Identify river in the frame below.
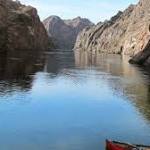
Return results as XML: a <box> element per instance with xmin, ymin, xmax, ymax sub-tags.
<box><xmin>0</xmin><ymin>50</ymin><xmax>150</xmax><ymax>150</ymax></box>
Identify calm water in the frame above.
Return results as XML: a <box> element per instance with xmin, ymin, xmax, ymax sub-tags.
<box><xmin>0</xmin><ymin>50</ymin><xmax>150</xmax><ymax>150</ymax></box>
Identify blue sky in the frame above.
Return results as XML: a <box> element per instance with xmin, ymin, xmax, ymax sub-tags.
<box><xmin>19</xmin><ymin>0</ymin><xmax>138</xmax><ymax>23</ymax></box>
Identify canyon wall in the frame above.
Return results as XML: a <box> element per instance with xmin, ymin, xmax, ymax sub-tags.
<box><xmin>74</xmin><ymin>0</ymin><xmax>150</xmax><ymax>66</ymax></box>
<box><xmin>0</xmin><ymin>0</ymin><xmax>48</xmax><ymax>53</ymax></box>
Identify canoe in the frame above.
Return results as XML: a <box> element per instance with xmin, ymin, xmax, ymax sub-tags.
<box><xmin>106</xmin><ymin>140</ymin><xmax>150</xmax><ymax>150</ymax></box>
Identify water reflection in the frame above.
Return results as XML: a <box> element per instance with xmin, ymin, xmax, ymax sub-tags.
<box><xmin>75</xmin><ymin>50</ymin><xmax>150</xmax><ymax>122</ymax></box>
<box><xmin>0</xmin><ymin>50</ymin><xmax>150</xmax><ymax>150</ymax></box>
<box><xmin>0</xmin><ymin>51</ymin><xmax>45</xmax><ymax>94</ymax></box>
<box><xmin>45</xmin><ymin>51</ymin><xmax>75</xmax><ymax>74</ymax></box>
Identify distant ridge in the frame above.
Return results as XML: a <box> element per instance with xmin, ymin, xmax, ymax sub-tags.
<box><xmin>43</xmin><ymin>16</ymin><xmax>94</xmax><ymax>49</ymax></box>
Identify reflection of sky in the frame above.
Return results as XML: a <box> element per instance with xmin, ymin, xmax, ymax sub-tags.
<box><xmin>19</xmin><ymin>0</ymin><xmax>138</xmax><ymax>23</ymax></box>
<box><xmin>0</xmin><ymin>67</ymin><xmax>150</xmax><ymax>150</ymax></box>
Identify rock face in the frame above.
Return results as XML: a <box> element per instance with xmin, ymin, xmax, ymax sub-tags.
<box><xmin>0</xmin><ymin>0</ymin><xmax>48</xmax><ymax>53</ymax></box>
<box><xmin>43</xmin><ymin>16</ymin><xmax>94</xmax><ymax>49</ymax></box>
<box><xmin>0</xmin><ymin>0</ymin><xmax>7</xmax><ymax>51</ymax></box>
<box><xmin>74</xmin><ymin>0</ymin><xmax>150</xmax><ymax>66</ymax></box>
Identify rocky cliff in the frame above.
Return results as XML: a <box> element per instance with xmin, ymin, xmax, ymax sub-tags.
<box><xmin>0</xmin><ymin>0</ymin><xmax>48</xmax><ymax>53</ymax></box>
<box><xmin>43</xmin><ymin>16</ymin><xmax>94</xmax><ymax>49</ymax></box>
<box><xmin>74</xmin><ymin>0</ymin><xmax>150</xmax><ymax>66</ymax></box>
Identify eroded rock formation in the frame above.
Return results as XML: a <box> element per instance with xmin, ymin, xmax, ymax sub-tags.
<box><xmin>74</xmin><ymin>0</ymin><xmax>150</xmax><ymax>66</ymax></box>
<box><xmin>43</xmin><ymin>16</ymin><xmax>94</xmax><ymax>49</ymax></box>
<box><xmin>0</xmin><ymin>0</ymin><xmax>48</xmax><ymax>52</ymax></box>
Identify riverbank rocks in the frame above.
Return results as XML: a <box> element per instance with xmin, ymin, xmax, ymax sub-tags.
<box><xmin>74</xmin><ymin>0</ymin><xmax>150</xmax><ymax>66</ymax></box>
<box><xmin>43</xmin><ymin>16</ymin><xmax>94</xmax><ymax>49</ymax></box>
<box><xmin>0</xmin><ymin>0</ymin><xmax>48</xmax><ymax>53</ymax></box>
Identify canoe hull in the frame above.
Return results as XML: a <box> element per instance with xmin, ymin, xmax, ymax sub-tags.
<box><xmin>106</xmin><ymin>140</ymin><xmax>150</xmax><ymax>150</ymax></box>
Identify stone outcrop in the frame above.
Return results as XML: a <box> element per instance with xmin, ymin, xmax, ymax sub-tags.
<box><xmin>43</xmin><ymin>16</ymin><xmax>94</xmax><ymax>49</ymax></box>
<box><xmin>74</xmin><ymin>0</ymin><xmax>150</xmax><ymax>66</ymax></box>
<box><xmin>0</xmin><ymin>0</ymin><xmax>48</xmax><ymax>53</ymax></box>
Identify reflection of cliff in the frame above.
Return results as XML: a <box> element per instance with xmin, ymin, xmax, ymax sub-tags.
<box><xmin>127</xmin><ymin>71</ymin><xmax>150</xmax><ymax>121</ymax></box>
<box><xmin>45</xmin><ymin>51</ymin><xmax>75</xmax><ymax>74</ymax></box>
<box><xmin>75</xmin><ymin>51</ymin><xmax>143</xmax><ymax>76</ymax></box>
<box><xmin>0</xmin><ymin>51</ymin><xmax>45</xmax><ymax>94</ymax></box>
<box><xmin>75</xmin><ymin>51</ymin><xmax>150</xmax><ymax>121</ymax></box>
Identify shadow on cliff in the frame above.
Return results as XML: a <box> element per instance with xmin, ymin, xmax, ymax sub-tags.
<box><xmin>129</xmin><ymin>40</ymin><xmax>150</xmax><ymax>66</ymax></box>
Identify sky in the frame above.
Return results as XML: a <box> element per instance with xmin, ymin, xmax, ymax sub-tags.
<box><xmin>19</xmin><ymin>0</ymin><xmax>138</xmax><ymax>23</ymax></box>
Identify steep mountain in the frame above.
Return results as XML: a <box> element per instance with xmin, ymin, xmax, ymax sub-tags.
<box><xmin>74</xmin><ymin>0</ymin><xmax>150</xmax><ymax>66</ymax></box>
<box><xmin>43</xmin><ymin>16</ymin><xmax>94</xmax><ymax>49</ymax></box>
<box><xmin>0</xmin><ymin>0</ymin><xmax>48</xmax><ymax>53</ymax></box>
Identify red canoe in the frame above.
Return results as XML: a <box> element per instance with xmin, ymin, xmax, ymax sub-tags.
<box><xmin>106</xmin><ymin>140</ymin><xmax>150</xmax><ymax>150</ymax></box>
